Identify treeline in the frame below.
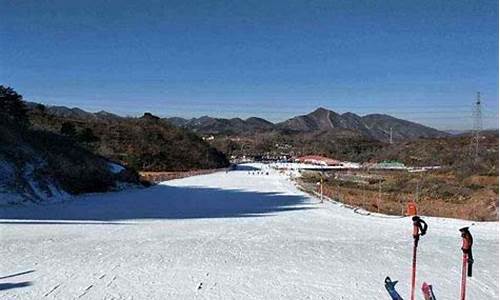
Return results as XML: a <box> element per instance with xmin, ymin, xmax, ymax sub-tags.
<box><xmin>209</xmin><ymin>130</ymin><xmax>385</xmax><ymax>162</ymax></box>
<box><xmin>27</xmin><ymin>101</ymin><xmax>229</xmax><ymax>172</ymax></box>
<box><xmin>371</xmin><ymin>134</ymin><xmax>499</xmax><ymax>178</ymax></box>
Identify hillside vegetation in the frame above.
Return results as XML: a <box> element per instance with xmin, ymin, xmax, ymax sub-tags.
<box><xmin>27</xmin><ymin>106</ymin><xmax>229</xmax><ymax>172</ymax></box>
<box><xmin>0</xmin><ymin>86</ymin><xmax>141</xmax><ymax>203</ymax></box>
<box><xmin>372</xmin><ymin>132</ymin><xmax>499</xmax><ymax>176</ymax></box>
<box><xmin>209</xmin><ymin>130</ymin><xmax>384</xmax><ymax>162</ymax></box>
<box><xmin>300</xmin><ymin>167</ymin><xmax>498</xmax><ymax>221</ymax></box>
<box><xmin>297</xmin><ymin>132</ymin><xmax>498</xmax><ymax>221</ymax></box>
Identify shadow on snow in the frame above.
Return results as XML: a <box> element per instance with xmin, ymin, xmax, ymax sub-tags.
<box><xmin>232</xmin><ymin>165</ymin><xmax>261</xmax><ymax>171</ymax></box>
<box><xmin>0</xmin><ymin>270</ymin><xmax>34</xmax><ymax>291</ymax></box>
<box><xmin>0</xmin><ymin>185</ymin><xmax>314</xmax><ymax>222</ymax></box>
<box><xmin>0</xmin><ymin>282</ymin><xmax>32</xmax><ymax>291</ymax></box>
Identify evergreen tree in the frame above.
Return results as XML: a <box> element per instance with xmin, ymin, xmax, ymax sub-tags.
<box><xmin>0</xmin><ymin>85</ymin><xmax>29</xmax><ymax>128</ymax></box>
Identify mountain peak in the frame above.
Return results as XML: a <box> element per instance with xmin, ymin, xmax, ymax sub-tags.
<box><xmin>161</xmin><ymin>108</ymin><xmax>447</xmax><ymax>141</ymax></box>
<box><xmin>310</xmin><ymin>107</ymin><xmax>332</xmax><ymax>115</ymax></box>
<box><xmin>141</xmin><ymin>112</ymin><xmax>160</xmax><ymax>121</ymax></box>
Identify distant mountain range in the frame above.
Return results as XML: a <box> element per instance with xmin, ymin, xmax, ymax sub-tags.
<box><xmin>27</xmin><ymin>102</ymin><xmax>449</xmax><ymax>142</ymax></box>
<box><xmin>167</xmin><ymin>115</ymin><xmax>275</xmax><ymax>134</ymax></box>
<box><xmin>26</xmin><ymin>102</ymin><xmax>122</xmax><ymax>121</ymax></box>
<box><xmin>166</xmin><ymin>107</ymin><xmax>449</xmax><ymax>141</ymax></box>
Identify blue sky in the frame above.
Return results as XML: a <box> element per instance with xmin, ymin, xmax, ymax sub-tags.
<box><xmin>1</xmin><ymin>0</ymin><xmax>498</xmax><ymax>129</ymax></box>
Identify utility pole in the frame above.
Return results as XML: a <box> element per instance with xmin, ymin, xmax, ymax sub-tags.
<box><xmin>378</xmin><ymin>179</ymin><xmax>382</xmax><ymax>213</ymax></box>
<box><xmin>320</xmin><ymin>177</ymin><xmax>323</xmax><ymax>203</ymax></box>
<box><xmin>415</xmin><ymin>180</ymin><xmax>419</xmax><ymax>203</ymax></box>
<box><xmin>389</xmin><ymin>127</ymin><xmax>393</xmax><ymax>144</ymax></box>
<box><xmin>362</xmin><ymin>181</ymin><xmax>365</xmax><ymax>203</ymax></box>
<box><xmin>317</xmin><ymin>176</ymin><xmax>324</xmax><ymax>203</ymax></box>
<box><xmin>472</xmin><ymin>92</ymin><xmax>482</xmax><ymax>162</ymax></box>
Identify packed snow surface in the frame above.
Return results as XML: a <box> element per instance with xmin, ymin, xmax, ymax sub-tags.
<box><xmin>0</xmin><ymin>163</ymin><xmax>498</xmax><ymax>299</ymax></box>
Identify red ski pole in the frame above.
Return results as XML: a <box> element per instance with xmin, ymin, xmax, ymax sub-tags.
<box><xmin>411</xmin><ymin>238</ymin><xmax>418</xmax><ymax>300</ymax></box>
<box><xmin>460</xmin><ymin>252</ymin><xmax>468</xmax><ymax>300</ymax></box>
<box><xmin>410</xmin><ymin>216</ymin><xmax>428</xmax><ymax>300</ymax></box>
<box><xmin>460</xmin><ymin>227</ymin><xmax>473</xmax><ymax>300</ymax></box>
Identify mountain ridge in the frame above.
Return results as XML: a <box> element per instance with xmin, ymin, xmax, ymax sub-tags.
<box><xmin>26</xmin><ymin>102</ymin><xmax>449</xmax><ymax>141</ymax></box>
<box><xmin>166</xmin><ymin>107</ymin><xmax>449</xmax><ymax>141</ymax></box>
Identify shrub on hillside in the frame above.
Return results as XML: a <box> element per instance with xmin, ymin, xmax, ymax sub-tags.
<box><xmin>0</xmin><ymin>85</ymin><xmax>29</xmax><ymax>128</ymax></box>
<box><xmin>0</xmin><ymin>85</ymin><xmax>143</xmax><ymax>198</ymax></box>
<box><xmin>28</xmin><ymin>110</ymin><xmax>230</xmax><ymax>171</ymax></box>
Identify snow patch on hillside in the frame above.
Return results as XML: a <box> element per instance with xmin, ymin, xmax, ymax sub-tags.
<box><xmin>0</xmin><ymin>159</ymin><xmax>71</xmax><ymax>205</ymax></box>
<box><xmin>1</xmin><ymin>157</ymin><xmax>139</xmax><ymax>206</ymax></box>
<box><xmin>0</xmin><ymin>160</ymin><xmax>23</xmax><ymax>205</ymax></box>
<box><xmin>108</xmin><ymin>162</ymin><xmax>125</xmax><ymax>174</ymax></box>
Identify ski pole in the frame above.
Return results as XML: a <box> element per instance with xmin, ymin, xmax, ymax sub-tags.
<box><xmin>459</xmin><ymin>227</ymin><xmax>473</xmax><ymax>300</ymax></box>
<box><xmin>411</xmin><ymin>238</ymin><xmax>418</xmax><ymax>300</ymax></box>
<box><xmin>411</xmin><ymin>216</ymin><xmax>428</xmax><ymax>300</ymax></box>
<box><xmin>460</xmin><ymin>252</ymin><xmax>468</xmax><ymax>300</ymax></box>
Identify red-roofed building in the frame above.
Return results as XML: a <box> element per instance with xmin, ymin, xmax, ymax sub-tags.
<box><xmin>295</xmin><ymin>155</ymin><xmax>342</xmax><ymax>166</ymax></box>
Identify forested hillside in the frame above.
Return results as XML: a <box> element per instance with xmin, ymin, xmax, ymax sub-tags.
<box><xmin>0</xmin><ymin>86</ymin><xmax>141</xmax><ymax>203</ymax></box>
<box><xmin>27</xmin><ymin>105</ymin><xmax>229</xmax><ymax>172</ymax></box>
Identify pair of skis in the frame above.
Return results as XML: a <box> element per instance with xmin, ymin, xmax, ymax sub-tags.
<box><xmin>384</xmin><ymin>277</ymin><xmax>435</xmax><ymax>300</ymax></box>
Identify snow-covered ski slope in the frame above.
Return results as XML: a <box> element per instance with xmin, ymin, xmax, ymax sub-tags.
<box><xmin>1</xmin><ymin>163</ymin><xmax>498</xmax><ymax>299</ymax></box>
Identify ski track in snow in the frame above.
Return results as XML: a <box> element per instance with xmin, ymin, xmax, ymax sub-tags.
<box><xmin>0</xmin><ymin>163</ymin><xmax>498</xmax><ymax>299</ymax></box>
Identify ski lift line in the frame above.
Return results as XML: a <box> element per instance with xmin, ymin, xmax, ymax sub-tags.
<box><xmin>160</xmin><ymin>112</ymin><xmax>498</xmax><ymax>119</ymax></box>
<box><xmin>56</xmin><ymin>100</ymin><xmax>477</xmax><ymax>110</ymax></box>
<box><xmin>70</xmin><ymin>102</ymin><xmax>480</xmax><ymax>113</ymax></box>
<box><xmin>154</xmin><ymin>107</ymin><xmax>497</xmax><ymax>115</ymax></box>
<box><xmin>158</xmin><ymin>107</ymin><xmax>490</xmax><ymax>114</ymax></box>
<box><xmin>121</xmin><ymin>97</ymin><xmax>477</xmax><ymax>106</ymax></box>
<box><xmin>188</xmin><ymin>105</ymin><xmax>498</xmax><ymax>113</ymax></box>
<box><xmin>158</xmin><ymin>102</ymin><xmax>474</xmax><ymax>108</ymax></box>
<box><xmin>41</xmin><ymin>99</ymin><xmax>497</xmax><ymax>112</ymax></box>
<box><xmin>146</xmin><ymin>103</ymin><xmax>499</xmax><ymax>113</ymax></box>
<box><xmin>412</xmin><ymin>116</ymin><xmax>499</xmax><ymax>120</ymax></box>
